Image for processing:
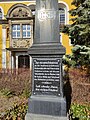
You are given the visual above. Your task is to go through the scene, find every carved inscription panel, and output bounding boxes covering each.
[33,58,61,96]
[38,9,56,21]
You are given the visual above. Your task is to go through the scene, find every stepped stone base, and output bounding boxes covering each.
[28,96,66,116]
[25,113,68,120]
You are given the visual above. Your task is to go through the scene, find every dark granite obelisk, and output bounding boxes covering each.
[25,0,67,120]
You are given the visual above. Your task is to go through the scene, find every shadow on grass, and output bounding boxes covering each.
[72,117,79,120]
[68,113,79,120]
[63,72,72,114]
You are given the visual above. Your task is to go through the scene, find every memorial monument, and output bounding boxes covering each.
[25,0,67,120]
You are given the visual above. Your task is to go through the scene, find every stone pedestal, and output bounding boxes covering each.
[26,45,67,120]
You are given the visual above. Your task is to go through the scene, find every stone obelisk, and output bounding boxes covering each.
[25,0,67,120]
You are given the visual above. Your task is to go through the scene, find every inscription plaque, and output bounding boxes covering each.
[33,58,61,96]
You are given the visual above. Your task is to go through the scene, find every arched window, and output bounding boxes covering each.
[58,3,69,31]
[0,8,3,19]
[59,8,65,29]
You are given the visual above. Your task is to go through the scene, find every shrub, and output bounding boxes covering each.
[0,98,28,120]
[63,45,90,74]
[1,88,15,98]
[0,69,31,119]
[0,69,31,96]
[68,68,90,104]
[70,103,90,120]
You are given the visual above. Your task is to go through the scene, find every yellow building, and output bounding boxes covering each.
[0,0,73,69]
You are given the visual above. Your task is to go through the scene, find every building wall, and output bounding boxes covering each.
[0,0,73,69]
[0,25,2,68]
[60,0,73,54]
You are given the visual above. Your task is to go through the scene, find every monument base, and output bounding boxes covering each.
[25,113,68,120]
[26,95,67,117]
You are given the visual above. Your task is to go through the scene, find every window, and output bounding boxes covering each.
[12,25,20,38]
[12,24,31,38]
[22,25,31,38]
[59,8,65,29]
[58,2,69,30]
[0,8,2,19]
[59,8,65,25]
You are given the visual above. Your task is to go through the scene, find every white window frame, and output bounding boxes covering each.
[59,8,65,25]
[22,24,31,38]
[12,24,31,39]
[12,24,20,38]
